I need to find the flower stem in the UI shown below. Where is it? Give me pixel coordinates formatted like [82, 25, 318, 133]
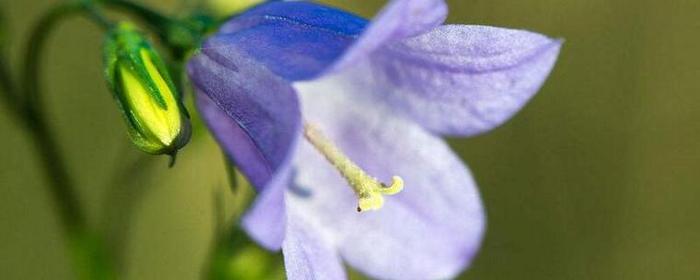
[99, 0, 171, 28]
[84, 2, 115, 30]
[99, 0, 202, 58]
[20, 0, 114, 234]
[21, 0, 86, 235]
[17, 2, 116, 279]
[206, 161, 267, 280]
[0, 7, 23, 123]
[0, 54, 22, 120]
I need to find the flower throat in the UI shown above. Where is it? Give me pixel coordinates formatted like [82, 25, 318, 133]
[303, 122, 404, 212]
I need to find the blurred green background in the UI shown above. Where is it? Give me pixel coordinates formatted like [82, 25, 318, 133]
[2, 0, 699, 279]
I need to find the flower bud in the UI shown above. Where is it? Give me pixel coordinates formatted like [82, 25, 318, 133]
[103, 23, 191, 155]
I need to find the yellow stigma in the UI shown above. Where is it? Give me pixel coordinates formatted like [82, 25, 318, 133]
[303, 123, 404, 212]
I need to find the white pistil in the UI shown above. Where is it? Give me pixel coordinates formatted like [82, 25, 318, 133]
[303, 122, 404, 212]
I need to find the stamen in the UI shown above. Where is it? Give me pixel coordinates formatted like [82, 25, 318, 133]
[303, 122, 404, 212]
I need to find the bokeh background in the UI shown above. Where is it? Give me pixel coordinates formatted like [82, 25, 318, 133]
[2, 0, 699, 279]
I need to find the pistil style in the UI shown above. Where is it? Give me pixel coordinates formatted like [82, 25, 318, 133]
[303, 122, 404, 212]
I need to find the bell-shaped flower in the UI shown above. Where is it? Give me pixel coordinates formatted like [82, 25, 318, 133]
[188, 1, 561, 279]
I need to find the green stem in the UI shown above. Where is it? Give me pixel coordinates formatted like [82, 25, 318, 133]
[21, 1, 86, 234]
[206, 162, 261, 280]
[99, 0, 200, 58]
[84, 2, 115, 30]
[0, 6, 21, 122]
[100, 0, 170, 28]
[18, 2, 116, 279]
[0, 55, 22, 120]
[20, 0, 113, 235]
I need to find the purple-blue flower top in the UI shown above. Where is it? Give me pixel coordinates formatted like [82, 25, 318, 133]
[214, 2, 367, 80]
[188, 0, 561, 279]
[191, 2, 371, 191]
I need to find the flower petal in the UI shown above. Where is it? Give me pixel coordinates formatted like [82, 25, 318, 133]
[200, 0, 451, 82]
[282, 207, 346, 280]
[360, 25, 562, 136]
[218, 1, 366, 36]
[195, 87, 292, 250]
[188, 2, 369, 251]
[189, 47, 301, 190]
[329, 0, 448, 72]
[190, 47, 303, 249]
[241, 166, 290, 250]
[287, 76, 485, 279]
[208, 1, 367, 80]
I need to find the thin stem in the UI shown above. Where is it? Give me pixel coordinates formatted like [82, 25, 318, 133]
[99, 0, 203, 58]
[18, 2, 117, 279]
[0, 6, 22, 122]
[100, 0, 171, 28]
[20, 1, 86, 233]
[0, 56, 14, 98]
[28, 120, 86, 230]
[222, 156, 255, 222]
[84, 2, 115, 30]
[19, 0, 115, 234]
[0, 54, 22, 120]
[206, 162, 260, 280]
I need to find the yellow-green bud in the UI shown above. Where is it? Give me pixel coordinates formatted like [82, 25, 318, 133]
[103, 23, 191, 155]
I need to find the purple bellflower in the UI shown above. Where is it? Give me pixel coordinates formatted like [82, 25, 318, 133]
[188, 0, 561, 279]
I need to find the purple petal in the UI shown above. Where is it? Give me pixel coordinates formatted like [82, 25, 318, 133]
[188, 2, 371, 251]
[195, 86, 293, 250]
[242, 166, 291, 250]
[218, 1, 366, 36]
[190, 48, 302, 250]
[204, 0, 449, 81]
[189, 47, 301, 190]
[282, 207, 346, 280]
[286, 77, 485, 279]
[329, 0, 448, 72]
[364, 25, 562, 136]
[206, 1, 367, 80]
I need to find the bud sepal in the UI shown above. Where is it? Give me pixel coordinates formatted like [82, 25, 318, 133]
[103, 22, 191, 155]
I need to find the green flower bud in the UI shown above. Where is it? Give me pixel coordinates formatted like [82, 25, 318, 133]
[103, 22, 191, 155]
